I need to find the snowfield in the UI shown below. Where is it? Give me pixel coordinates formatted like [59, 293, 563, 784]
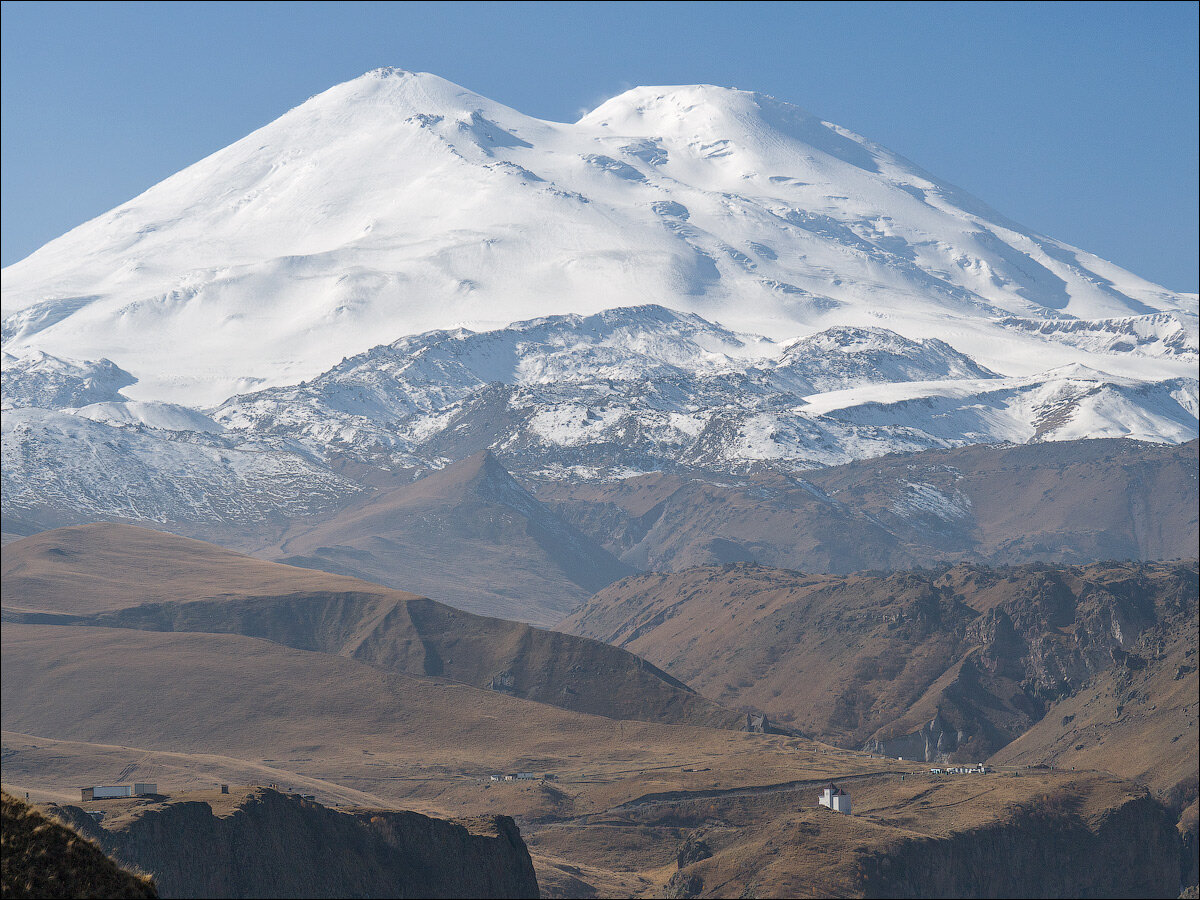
[1, 69, 1196, 527]
[2, 68, 1194, 406]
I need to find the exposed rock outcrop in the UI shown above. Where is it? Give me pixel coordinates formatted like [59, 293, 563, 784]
[52, 788, 538, 899]
[565, 558, 1198, 763]
[862, 709, 962, 762]
[855, 793, 1180, 899]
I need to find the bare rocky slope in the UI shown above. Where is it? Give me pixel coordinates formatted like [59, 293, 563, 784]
[261, 450, 634, 625]
[1, 523, 735, 729]
[561, 559, 1198, 788]
[48, 787, 538, 899]
[538, 436, 1200, 575]
[6, 430, 1194, 634]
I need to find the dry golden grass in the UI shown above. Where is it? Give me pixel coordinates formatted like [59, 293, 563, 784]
[1, 522, 403, 615]
[2, 524, 1185, 897]
[2, 524, 733, 729]
[1, 623, 1153, 898]
[0, 790, 156, 899]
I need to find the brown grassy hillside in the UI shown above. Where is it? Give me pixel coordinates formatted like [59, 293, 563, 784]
[0, 522, 401, 616]
[1, 623, 1181, 899]
[1, 790, 156, 899]
[3, 524, 1192, 898]
[538, 437, 1199, 574]
[1, 523, 734, 728]
[561, 560, 1199, 772]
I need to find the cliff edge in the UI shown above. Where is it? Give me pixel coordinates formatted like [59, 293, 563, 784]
[48, 787, 538, 899]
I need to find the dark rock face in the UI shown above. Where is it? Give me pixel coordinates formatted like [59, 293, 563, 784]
[675, 833, 713, 868]
[56, 789, 538, 899]
[863, 709, 961, 762]
[663, 870, 704, 899]
[855, 794, 1180, 899]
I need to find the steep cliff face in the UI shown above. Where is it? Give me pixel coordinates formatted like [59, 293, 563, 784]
[854, 794, 1180, 899]
[564, 559, 1198, 765]
[53, 789, 538, 899]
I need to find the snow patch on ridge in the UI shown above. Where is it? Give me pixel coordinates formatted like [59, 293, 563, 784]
[2, 350, 135, 410]
[996, 312, 1199, 359]
[891, 482, 973, 522]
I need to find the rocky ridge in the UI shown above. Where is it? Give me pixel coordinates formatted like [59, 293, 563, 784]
[2, 306, 1195, 533]
[561, 558, 1199, 772]
[49, 787, 539, 899]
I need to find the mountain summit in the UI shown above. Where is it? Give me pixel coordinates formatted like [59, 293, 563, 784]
[2, 68, 1194, 405]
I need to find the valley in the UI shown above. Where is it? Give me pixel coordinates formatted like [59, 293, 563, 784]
[2, 524, 1197, 897]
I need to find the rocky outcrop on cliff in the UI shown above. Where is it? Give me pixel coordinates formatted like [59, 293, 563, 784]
[51, 788, 538, 899]
[565, 559, 1198, 766]
[862, 709, 963, 762]
[855, 793, 1180, 899]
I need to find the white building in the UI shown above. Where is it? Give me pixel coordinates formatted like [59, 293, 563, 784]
[818, 784, 851, 814]
[81, 785, 132, 801]
[941, 763, 988, 775]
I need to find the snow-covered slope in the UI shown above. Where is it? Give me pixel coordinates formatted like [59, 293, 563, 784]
[1, 350, 361, 530]
[1, 408, 358, 528]
[212, 306, 1196, 477]
[2, 68, 1194, 406]
[2, 350, 134, 410]
[2, 69, 1197, 529]
[2, 306, 1195, 528]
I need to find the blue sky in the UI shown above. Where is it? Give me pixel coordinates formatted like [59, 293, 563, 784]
[2, 1, 1197, 290]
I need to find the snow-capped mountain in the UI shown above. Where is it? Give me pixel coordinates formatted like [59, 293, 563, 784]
[2, 68, 1195, 407]
[2, 69, 1197, 531]
[3, 305, 1194, 531]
